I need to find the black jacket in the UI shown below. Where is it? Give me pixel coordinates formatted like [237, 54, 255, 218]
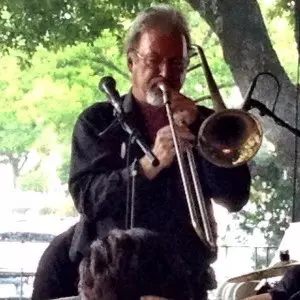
[68, 92, 251, 274]
[32, 225, 79, 300]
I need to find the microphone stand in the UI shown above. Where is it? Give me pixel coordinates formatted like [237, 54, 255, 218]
[246, 98, 300, 138]
[100, 77, 160, 229]
[115, 110, 159, 167]
[243, 72, 300, 138]
[130, 158, 138, 229]
[100, 76, 159, 167]
[100, 76, 159, 229]
[112, 106, 159, 230]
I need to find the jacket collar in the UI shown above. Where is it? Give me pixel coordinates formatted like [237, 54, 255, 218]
[121, 90, 147, 140]
[122, 89, 135, 114]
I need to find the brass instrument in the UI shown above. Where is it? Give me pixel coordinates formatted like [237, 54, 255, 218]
[191, 45, 263, 168]
[157, 44, 263, 249]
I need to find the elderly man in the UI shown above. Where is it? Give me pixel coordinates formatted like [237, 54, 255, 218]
[32, 4, 251, 300]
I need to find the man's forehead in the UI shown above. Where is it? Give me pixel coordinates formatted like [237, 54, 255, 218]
[137, 28, 188, 57]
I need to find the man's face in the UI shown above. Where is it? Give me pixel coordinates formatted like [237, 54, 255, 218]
[128, 27, 189, 103]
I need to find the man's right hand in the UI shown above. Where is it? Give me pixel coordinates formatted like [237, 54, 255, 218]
[139, 124, 195, 180]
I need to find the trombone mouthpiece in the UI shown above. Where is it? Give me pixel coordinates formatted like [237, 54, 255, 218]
[157, 82, 167, 92]
[146, 81, 167, 107]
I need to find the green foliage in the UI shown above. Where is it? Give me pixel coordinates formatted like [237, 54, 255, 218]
[0, 0, 170, 55]
[0, 0, 296, 58]
[0, 0, 297, 236]
[0, 31, 132, 187]
[57, 159, 70, 186]
[18, 168, 49, 192]
[0, 54, 44, 183]
[263, 0, 295, 25]
[250, 246, 277, 269]
[0, 55, 40, 157]
[224, 1, 298, 247]
[39, 206, 57, 215]
[259, 0, 298, 83]
[232, 144, 292, 246]
[177, 7, 234, 104]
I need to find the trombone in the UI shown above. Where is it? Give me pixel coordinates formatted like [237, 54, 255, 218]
[157, 44, 263, 249]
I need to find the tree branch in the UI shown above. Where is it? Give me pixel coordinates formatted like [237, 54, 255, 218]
[0, 157, 9, 164]
[195, 82, 235, 103]
[94, 57, 130, 80]
[18, 153, 29, 173]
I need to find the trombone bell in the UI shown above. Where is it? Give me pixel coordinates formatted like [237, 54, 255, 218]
[198, 109, 263, 168]
[188, 44, 263, 168]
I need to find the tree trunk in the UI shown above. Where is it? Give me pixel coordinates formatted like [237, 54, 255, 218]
[6, 153, 28, 189]
[185, 0, 300, 220]
[186, 0, 298, 159]
[295, 0, 300, 55]
[10, 157, 19, 189]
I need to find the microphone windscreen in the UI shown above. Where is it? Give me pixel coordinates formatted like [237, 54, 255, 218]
[99, 76, 116, 93]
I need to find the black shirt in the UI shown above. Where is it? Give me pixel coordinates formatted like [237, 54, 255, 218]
[32, 92, 251, 299]
[68, 92, 251, 276]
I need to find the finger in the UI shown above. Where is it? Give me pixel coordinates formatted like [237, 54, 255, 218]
[156, 130, 174, 143]
[171, 92, 196, 107]
[157, 126, 195, 145]
[156, 125, 172, 135]
[175, 126, 195, 141]
[172, 105, 198, 125]
[174, 110, 194, 126]
[158, 139, 174, 150]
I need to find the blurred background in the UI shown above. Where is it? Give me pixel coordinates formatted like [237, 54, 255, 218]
[0, 0, 299, 298]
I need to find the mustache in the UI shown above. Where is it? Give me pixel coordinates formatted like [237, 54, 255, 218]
[146, 86, 163, 107]
[146, 77, 171, 107]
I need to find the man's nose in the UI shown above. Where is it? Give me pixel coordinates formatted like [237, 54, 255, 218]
[159, 61, 170, 78]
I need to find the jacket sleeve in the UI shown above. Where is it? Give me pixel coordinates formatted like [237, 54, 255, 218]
[269, 266, 300, 300]
[200, 158, 251, 212]
[68, 108, 150, 222]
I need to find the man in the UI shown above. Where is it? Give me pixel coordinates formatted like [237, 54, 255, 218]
[69, 3, 251, 297]
[32, 4, 251, 299]
[79, 228, 193, 300]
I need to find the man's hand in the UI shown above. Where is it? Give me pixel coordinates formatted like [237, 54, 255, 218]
[170, 90, 198, 126]
[139, 124, 195, 180]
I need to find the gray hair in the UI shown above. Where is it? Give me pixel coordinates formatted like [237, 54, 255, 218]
[124, 4, 191, 54]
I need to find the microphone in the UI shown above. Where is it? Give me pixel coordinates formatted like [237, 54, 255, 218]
[157, 82, 167, 93]
[99, 76, 159, 166]
[99, 76, 123, 114]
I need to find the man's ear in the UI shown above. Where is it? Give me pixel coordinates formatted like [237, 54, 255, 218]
[127, 52, 134, 72]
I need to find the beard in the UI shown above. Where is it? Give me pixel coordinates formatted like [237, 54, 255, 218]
[146, 85, 164, 107]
